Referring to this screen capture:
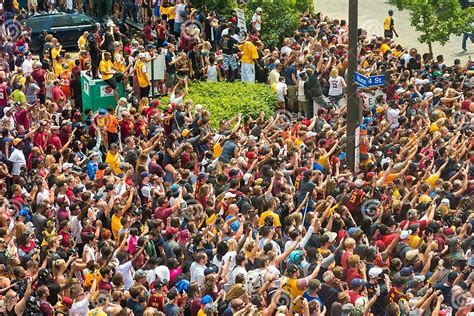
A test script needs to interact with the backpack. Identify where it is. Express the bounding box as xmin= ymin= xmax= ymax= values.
xmin=246 ymin=269 xmax=264 ymax=296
